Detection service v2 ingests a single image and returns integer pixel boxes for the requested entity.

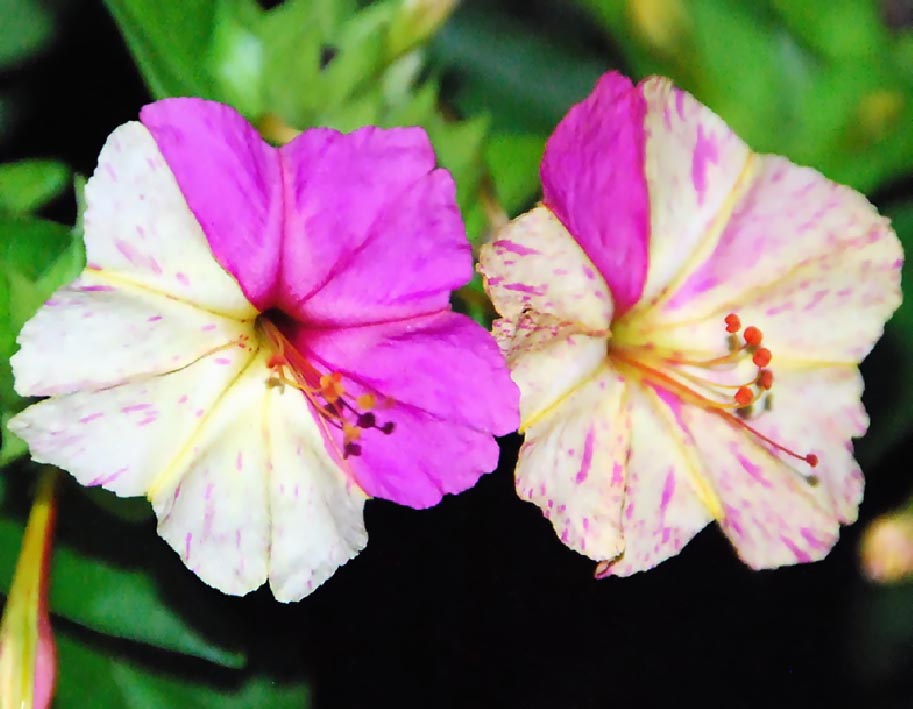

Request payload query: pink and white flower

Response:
[479,72,902,575]
[10,100,518,601]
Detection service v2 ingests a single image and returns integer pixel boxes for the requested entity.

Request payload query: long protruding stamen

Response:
[610,312,818,472]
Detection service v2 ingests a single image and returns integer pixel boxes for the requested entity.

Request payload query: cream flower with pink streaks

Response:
[9,99,518,602]
[479,72,902,575]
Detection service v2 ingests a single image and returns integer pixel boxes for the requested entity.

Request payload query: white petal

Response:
[479,205,613,330]
[266,381,367,602]
[84,122,255,318]
[641,155,902,364]
[149,349,273,596]
[597,384,713,576]
[10,343,257,497]
[517,366,630,561]
[11,272,251,398]
[636,77,752,309]
[504,316,608,430]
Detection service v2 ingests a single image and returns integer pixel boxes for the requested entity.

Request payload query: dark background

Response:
[3,1,913,707]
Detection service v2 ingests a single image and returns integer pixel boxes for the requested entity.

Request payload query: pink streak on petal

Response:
[541,72,649,313]
[575,426,595,484]
[140,99,282,310]
[691,123,719,206]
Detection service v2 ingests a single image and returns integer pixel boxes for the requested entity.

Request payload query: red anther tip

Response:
[743,326,763,347]
[724,313,741,334]
[805,453,819,468]
[752,347,772,368]
[267,354,286,369]
[757,369,774,390]
[734,386,753,407]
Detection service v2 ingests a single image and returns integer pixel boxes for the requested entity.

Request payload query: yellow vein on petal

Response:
[618,151,759,327]
[519,362,609,434]
[145,344,261,500]
[84,268,258,322]
[639,382,725,521]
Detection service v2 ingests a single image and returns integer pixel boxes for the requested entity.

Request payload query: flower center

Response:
[610,312,819,480]
[257,312,395,459]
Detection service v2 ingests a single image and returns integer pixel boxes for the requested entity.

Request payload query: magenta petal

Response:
[288,311,519,507]
[540,72,650,313]
[140,99,282,309]
[278,126,470,325]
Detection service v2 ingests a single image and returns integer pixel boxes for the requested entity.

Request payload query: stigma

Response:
[258,317,396,459]
[612,312,819,479]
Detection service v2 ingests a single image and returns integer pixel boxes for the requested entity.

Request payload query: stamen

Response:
[258,315,399,460]
[752,348,771,368]
[612,312,817,472]
[743,326,762,347]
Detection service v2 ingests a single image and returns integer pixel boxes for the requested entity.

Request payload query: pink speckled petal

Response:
[596,384,713,577]
[83,121,257,316]
[497,315,607,430]
[479,205,614,330]
[633,77,752,309]
[540,72,649,313]
[516,366,630,561]
[11,272,250,398]
[649,156,902,363]
[278,126,469,325]
[149,350,273,596]
[654,371,858,568]
[290,311,517,508]
[266,381,367,602]
[140,99,282,311]
[9,345,256,498]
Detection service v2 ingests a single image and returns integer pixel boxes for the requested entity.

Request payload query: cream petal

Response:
[640,155,901,364]
[596,384,713,576]
[504,315,608,431]
[9,344,257,497]
[266,381,367,603]
[479,205,613,330]
[635,77,753,309]
[11,272,251,398]
[83,122,256,318]
[663,367,861,568]
[516,366,630,561]
[148,349,274,596]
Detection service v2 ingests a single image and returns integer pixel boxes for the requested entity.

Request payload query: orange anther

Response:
[752,348,772,368]
[734,386,754,407]
[743,326,762,347]
[267,353,287,369]
[724,313,741,334]
[342,422,362,443]
[357,393,377,410]
[757,369,773,390]
[805,453,819,468]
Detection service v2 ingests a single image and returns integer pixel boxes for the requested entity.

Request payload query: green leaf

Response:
[431,4,607,135]
[207,0,265,118]
[0,0,55,68]
[56,630,308,708]
[485,132,545,216]
[102,0,220,99]
[0,471,246,668]
[0,160,70,216]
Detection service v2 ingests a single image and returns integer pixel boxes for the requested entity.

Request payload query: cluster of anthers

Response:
[613,312,819,476]
[259,318,396,459]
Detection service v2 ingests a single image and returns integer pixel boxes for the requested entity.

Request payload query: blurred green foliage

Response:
[3,0,913,705]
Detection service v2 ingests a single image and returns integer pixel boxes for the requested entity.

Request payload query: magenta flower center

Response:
[257,311,396,459]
